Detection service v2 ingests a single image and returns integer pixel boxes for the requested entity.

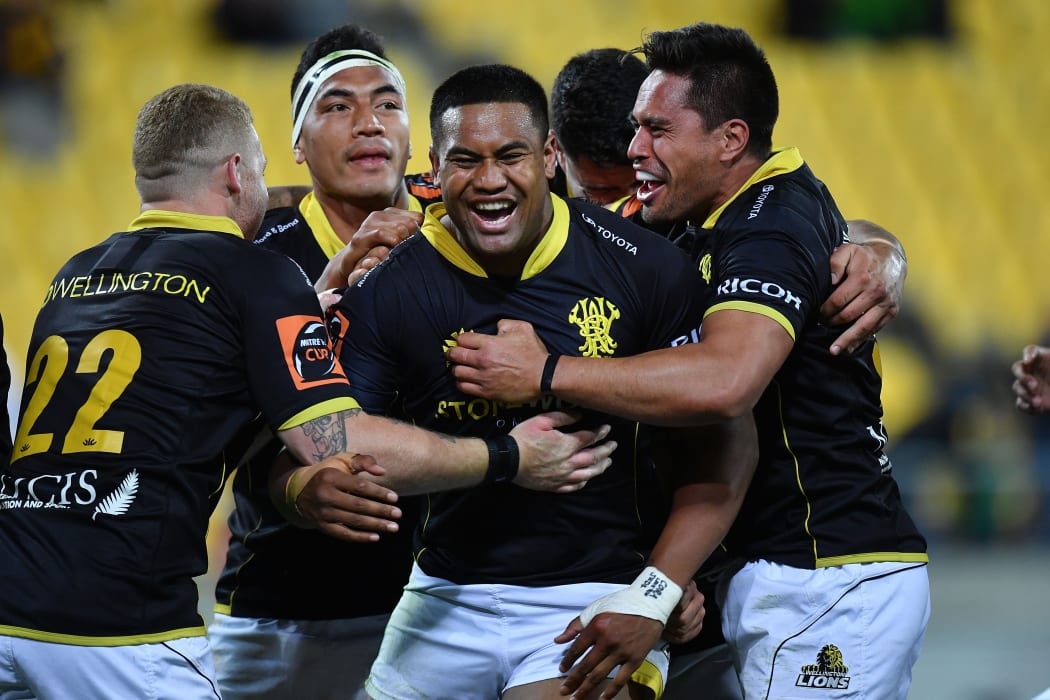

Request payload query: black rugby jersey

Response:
[693,148,927,568]
[332,195,707,586]
[0,211,356,644]
[215,178,438,620]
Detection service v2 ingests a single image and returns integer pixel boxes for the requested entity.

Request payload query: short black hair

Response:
[637,22,778,156]
[290,24,387,101]
[550,48,648,168]
[429,64,549,148]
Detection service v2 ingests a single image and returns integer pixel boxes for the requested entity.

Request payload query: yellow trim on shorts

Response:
[278,397,360,431]
[0,624,206,647]
[704,301,795,341]
[816,552,930,568]
[630,658,665,699]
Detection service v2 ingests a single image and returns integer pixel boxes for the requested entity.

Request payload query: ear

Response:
[428,144,440,179]
[550,130,565,168]
[408,140,413,161]
[542,131,557,180]
[720,118,750,164]
[226,153,243,194]
[293,143,306,165]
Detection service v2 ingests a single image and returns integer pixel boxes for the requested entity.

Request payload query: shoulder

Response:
[347,231,430,291]
[566,198,692,263]
[230,237,313,287]
[719,167,844,244]
[253,206,308,249]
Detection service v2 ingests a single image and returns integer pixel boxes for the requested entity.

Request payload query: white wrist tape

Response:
[579,566,683,627]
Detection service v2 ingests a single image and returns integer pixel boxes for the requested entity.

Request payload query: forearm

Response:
[552,312,788,427]
[277,408,488,495]
[648,416,758,584]
[647,482,744,587]
[552,350,742,426]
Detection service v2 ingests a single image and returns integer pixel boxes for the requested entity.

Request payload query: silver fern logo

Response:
[92,470,139,521]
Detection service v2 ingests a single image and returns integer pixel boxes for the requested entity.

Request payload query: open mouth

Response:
[634,171,665,204]
[471,200,516,230]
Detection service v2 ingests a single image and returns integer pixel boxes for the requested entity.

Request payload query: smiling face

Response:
[295,64,411,207]
[430,102,556,277]
[629,70,726,226]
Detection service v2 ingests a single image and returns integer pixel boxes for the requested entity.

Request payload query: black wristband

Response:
[484,434,520,485]
[540,353,560,397]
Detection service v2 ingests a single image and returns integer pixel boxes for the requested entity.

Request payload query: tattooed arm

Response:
[276,407,494,495]
[270,408,616,540]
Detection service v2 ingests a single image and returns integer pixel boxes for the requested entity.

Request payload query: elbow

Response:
[682,375,758,423]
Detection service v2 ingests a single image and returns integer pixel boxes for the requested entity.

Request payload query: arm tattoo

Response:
[301,408,359,461]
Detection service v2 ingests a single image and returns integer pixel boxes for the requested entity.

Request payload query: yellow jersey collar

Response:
[127,210,244,238]
[299,189,424,259]
[701,146,804,229]
[419,194,569,280]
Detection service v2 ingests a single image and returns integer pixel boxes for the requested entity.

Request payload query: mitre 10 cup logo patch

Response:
[275,315,348,389]
[796,644,851,690]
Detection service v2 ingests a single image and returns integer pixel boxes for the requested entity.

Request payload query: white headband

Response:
[290,49,407,148]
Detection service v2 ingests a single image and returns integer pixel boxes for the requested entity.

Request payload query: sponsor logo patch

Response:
[796,644,851,690]
[275,315,348,389]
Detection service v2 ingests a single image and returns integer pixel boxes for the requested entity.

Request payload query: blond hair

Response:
[132,83,256,202]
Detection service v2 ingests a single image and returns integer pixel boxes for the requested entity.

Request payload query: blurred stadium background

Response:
[1,0,1048,697]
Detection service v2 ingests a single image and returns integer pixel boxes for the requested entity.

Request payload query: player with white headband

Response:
[290,48,408,148]
[208,25,440,700]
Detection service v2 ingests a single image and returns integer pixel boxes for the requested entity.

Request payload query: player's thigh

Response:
[9,635,219,700]
[0,636,31,700]
[503,677,632,700]
[365,576,509,700]
[501,585,669,698]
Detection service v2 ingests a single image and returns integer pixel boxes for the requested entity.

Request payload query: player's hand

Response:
[822,240,905,355]
[1013,344,1050,414]
[510,412,615,493]
[290,453,402,543]
[555,613,664,700]
[313,208,422,292]
[449,319,549,402]
[317,288,344,313]
[662,580,705,644]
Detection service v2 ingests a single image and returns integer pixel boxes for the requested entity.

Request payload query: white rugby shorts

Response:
[366,563,670,700]
[720,559,930,699]
[0,633,219,699]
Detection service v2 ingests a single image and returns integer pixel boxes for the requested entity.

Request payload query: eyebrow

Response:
[445,140,532,159]
[633,113,671,127]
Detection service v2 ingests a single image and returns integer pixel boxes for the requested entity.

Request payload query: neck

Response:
[312,183,410,245]
[140,198,224,218]
[699,153,765,222]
